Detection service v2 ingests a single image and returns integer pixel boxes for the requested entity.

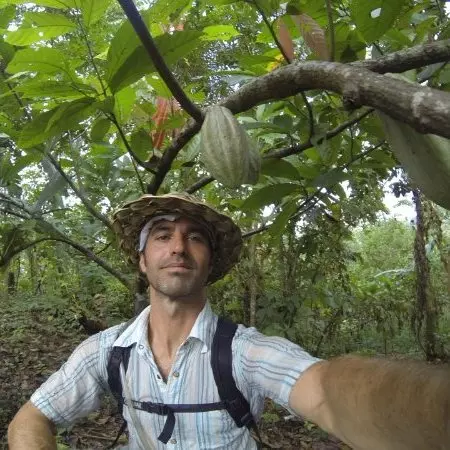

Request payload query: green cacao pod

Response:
[200,105,261,188]
[378,111,450,210]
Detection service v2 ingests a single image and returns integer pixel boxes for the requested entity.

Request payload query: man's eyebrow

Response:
[148,223,174,234]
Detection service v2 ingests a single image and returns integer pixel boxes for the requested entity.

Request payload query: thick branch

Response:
[150,38,450,193]
[116,0,202,122]
[222,61,450,138]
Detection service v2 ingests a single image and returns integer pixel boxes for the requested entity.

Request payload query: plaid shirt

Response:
[31,302,320,449]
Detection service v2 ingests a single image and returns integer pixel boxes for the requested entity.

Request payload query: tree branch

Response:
[44,151,113,231]
[185,108,374,193]
[147,119,201,193]
[149,38,450,194]
[222,60,450,138]
[108,112,155,172]
[241,142,384,239]
[116,0,202,122]
[326,0,336,62]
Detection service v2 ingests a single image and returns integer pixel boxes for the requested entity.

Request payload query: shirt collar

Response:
[113,301,217,354]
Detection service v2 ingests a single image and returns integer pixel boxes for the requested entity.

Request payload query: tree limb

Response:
[185,108,374,193]
[147,39,450,193]
[44,151,113,231]
[222,60,450,138]
[116,0,202,122]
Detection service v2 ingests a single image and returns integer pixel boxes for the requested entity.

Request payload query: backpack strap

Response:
[211,317,255,428]
[106,318,136,449]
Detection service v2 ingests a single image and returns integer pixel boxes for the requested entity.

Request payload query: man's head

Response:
[112,193,243,285]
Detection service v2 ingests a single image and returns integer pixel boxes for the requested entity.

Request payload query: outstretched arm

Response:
[289,356,450,450]
[8,401,57,450]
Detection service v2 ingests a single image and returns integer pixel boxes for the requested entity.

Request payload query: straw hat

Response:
[112,193,243,283]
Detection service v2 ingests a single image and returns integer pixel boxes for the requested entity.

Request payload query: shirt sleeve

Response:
[30,328,114,426]
[233,327,322,411]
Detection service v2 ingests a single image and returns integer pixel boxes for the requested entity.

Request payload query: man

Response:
[8,193,450,449]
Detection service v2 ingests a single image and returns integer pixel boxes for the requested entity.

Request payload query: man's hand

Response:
[289,356,450,450]
[8,401,57,450]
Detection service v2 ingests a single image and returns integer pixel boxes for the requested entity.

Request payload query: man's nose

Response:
[170,232,187,254]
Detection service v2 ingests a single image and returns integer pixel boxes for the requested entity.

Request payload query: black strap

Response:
[131,400,225,444]
[211,317,255,429]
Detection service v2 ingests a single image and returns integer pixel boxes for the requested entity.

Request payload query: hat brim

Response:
[112,194,242,283]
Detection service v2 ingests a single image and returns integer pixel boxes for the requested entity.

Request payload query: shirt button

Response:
[138,344,144,350]
[172,371,180,378]
[170,438,177,444]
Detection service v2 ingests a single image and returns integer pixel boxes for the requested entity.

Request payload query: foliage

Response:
[0,0,449,362]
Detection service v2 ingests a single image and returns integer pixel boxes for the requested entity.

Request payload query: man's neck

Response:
[147,291,207,358]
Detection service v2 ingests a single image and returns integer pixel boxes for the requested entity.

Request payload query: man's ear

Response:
[139,252,147,274]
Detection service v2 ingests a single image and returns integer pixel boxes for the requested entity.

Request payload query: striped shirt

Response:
[31,302,320,449]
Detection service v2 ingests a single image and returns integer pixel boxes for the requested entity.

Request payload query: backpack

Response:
[107,316,264,448]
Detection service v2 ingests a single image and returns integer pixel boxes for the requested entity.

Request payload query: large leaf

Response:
[292,13,329,60]
[6,47,72,75]
[350,0,407,43]
[0,5,15,29]
[5,12,76,46]
[16,79,97,99]
[107,28,203,93]
[19,98,95,148]
[0,0,78,8]
[261,159,301,180]
[200,25,241,41]
[241,183,301,211]
[80,0,110,28]
[32,171,67,213]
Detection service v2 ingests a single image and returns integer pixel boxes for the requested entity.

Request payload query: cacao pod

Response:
[200,105,261,188]
[378,111,450,210]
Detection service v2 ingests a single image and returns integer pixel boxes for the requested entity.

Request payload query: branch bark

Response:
[149,39,450,194]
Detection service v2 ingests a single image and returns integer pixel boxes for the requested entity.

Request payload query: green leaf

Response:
[114,86,136,122]
[32,171,68,213]
[310,168,348,188]
[350,0,408,43]
[19,98,95,148]
[90,118,111,142]
[200,25,241,41]
[80,0,110,27]
[0,5,15,29]
[0,41,15,66]
[261,158,301,180]
[130,129,153,161]
[145,0,191,25]
[6,47,72,75]
[5,12,76,46]
[242,183,301,211]
[16,80,97,99]
[269,198,299,238]
[107,27,203,92]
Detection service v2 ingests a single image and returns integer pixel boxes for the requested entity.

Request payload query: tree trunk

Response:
[249,237,257,327]
[412,189,439,361]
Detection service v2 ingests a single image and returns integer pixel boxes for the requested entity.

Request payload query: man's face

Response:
[139,217,212,300]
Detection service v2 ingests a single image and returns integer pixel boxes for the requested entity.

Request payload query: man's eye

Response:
[155,234,170,241]
[188,233,207,243]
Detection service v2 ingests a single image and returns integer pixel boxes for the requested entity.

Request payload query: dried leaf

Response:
[276,18,295,62]
[292,13,329,61]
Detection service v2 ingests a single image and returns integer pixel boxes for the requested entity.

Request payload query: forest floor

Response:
[0,300,350,450]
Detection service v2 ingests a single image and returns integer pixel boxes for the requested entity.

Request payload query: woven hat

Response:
[112,193,243,283]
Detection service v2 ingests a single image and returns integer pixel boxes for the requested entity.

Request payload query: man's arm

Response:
[289,356,450,450]
[8,401,57,450]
